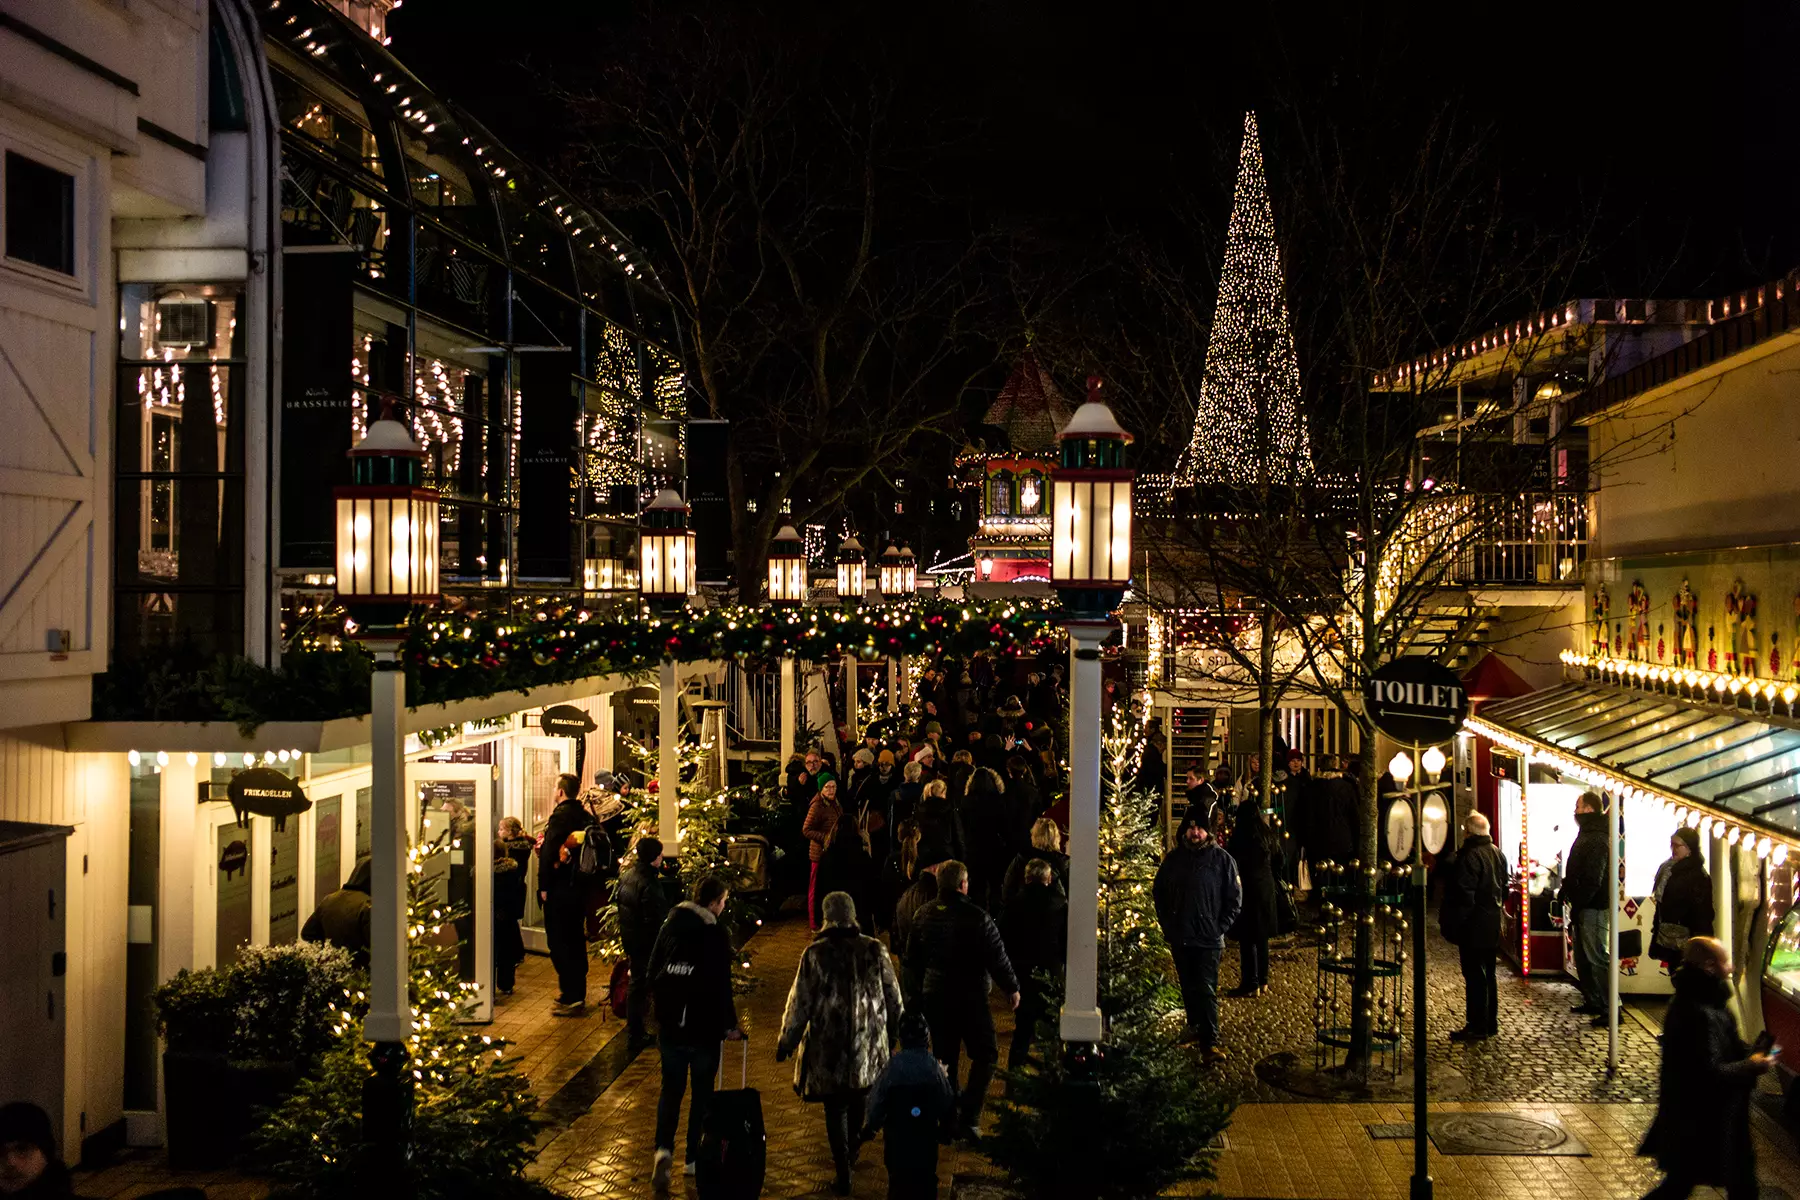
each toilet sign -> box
[1363,657,1470,744]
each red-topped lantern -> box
[1050,376,1134,620]
[640,489,696,613]
[768,524,807,606]
[335,416,440,634]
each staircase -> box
[1166,705,1225,825]
[1397,603,1497,670]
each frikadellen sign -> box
[1363,657,1470,744]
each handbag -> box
[1654,922,1691,955]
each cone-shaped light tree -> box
[1181,112,1312,488]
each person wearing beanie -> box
[614,835,674,1050]
[803,776,845,930]
[861,1009,956,1200]
[0,1102,69,1199]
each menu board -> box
[216,822,254,966]
[314,793,342,901]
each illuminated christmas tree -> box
[1181,111,1312,487]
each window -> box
[114,284,246,658]
[5,151,75,275]
[988,476,1012,516]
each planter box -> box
[163,1051,302,1169]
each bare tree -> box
[563,10,990,594]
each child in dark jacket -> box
[862,1009,956,1199]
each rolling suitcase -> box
[694,1039,765,1199]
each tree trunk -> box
[1257,605,1277,811]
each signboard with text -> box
[1363,657,1470,745]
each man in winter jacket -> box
[1153,812,1242,1063]
[893,863,940,999]
[1638,937,1772,1199]
[301,858,373,962]
[537,772,594,1015]
[1558,792,1612,1021]
[647,874,743,1189]
[904,860,1019,1143]
[862,1008,957,1200]
[1442,813,1508,1041]
[614,837,674,1050]
[1000,858,1067,1071]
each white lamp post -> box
[641,489,695,849]
[768,525,805,765]
[1052,376,1134,1045]
[334,413,439,1174]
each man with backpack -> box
[538,771,606,1016]
[615,836,674,1050]
[648,874,744,1190]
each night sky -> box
[391,0,1800,304]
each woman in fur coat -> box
[777,891,905,1195]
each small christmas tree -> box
[987,710,1233,1200]
[1180,110,1312,488]
[592,734,763,982]
[254,838,541,1198]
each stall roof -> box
[1477,681,1800,840]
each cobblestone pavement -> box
[1215,918,1662,1103]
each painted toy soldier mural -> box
[1726,580,1757,677]
[1591,584,1611,657]
[1628,581,1650,661]
[1673,579,1698,668]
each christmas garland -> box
[95,598,1067,732]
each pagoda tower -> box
[1180,112,1312,487]
[966,351,1072,583]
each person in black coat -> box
[1559,792,1612,1019]
[1650,826,1715,965]
[999,858,1067,1071]
[537,771,596,1014]
[904,861,1019,1142]
[1441,813,1508,1041]
[492,819,533,996]
[614,836,674,1048]
[1637,937,1772,1199]
[1153,812,1243,1059]
[1224,798,1280,996]
[816,808,878,935]
[1001,817,1070,909]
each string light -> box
[1180,111,1312,486]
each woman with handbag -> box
[777,891,904,1196]
[1225,797,1280,997]
[1651,827,1714,965]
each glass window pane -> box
[271,67,382,177]
[1539,697,1661,745]
[1632,721,1762,778]
[5,151,74,274]
[1516,691,1635,737]
[1574,707,1699,757]
[1658,730,1800,791]
[1613,713,1741,768]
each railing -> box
[1450,492,1588,586]
[727,662,782,744]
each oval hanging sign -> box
[1363,657,1470,744]
[540,704,598,737]
[226,767,312,831]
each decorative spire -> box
[1180,112,1312,487]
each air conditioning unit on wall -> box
[154,298,214,350]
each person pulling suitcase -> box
[648,874,744,1191]
[695,1037,766,1200]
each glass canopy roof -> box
[1480,682,1800,837]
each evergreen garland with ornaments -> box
[253,836,542,1199]
[95,598,1063,733]
[987,707,1234,1200]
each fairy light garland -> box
[1181,111,1313,487]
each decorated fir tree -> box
[590,733,764,979]
[254,838,541,1199]
[1180,110,1312,488]
[988,709,1233,1200]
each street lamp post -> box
[1387,744,1450,1200]
[769,525,806,766]
[838,535,867,740]
[334,414,440,1183]
[1050,376,1134,1045]
[641,490,696,849]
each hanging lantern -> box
[1051,376,1134,620]
[768,524,807,606]
[898,543,917,595]
[334,414,440,634]
[836,535,867,608]
[639,489,695,613]
[879,543,915,601]
[583,556,636,591]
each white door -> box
[509,737,568,952]
[0,831,68,1153]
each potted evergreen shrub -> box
[155,943,351,1169]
